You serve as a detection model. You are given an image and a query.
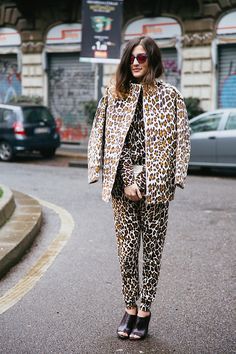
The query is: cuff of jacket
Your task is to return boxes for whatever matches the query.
[175,176,185,189]
[176,183,184,189]
[88,166,100,184]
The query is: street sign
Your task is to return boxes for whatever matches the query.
[80,0,123,63]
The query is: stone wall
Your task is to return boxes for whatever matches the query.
[181,46,213,111]
[21,53,44,98]
[103,64,117,89]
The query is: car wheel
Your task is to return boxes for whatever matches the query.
[40,148,56,158]
[0,141,14,161]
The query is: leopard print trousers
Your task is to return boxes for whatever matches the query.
[112,193,169,312]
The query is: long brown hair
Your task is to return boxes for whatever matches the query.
[115,36,164,98]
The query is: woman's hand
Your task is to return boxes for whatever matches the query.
[124,183,142,202]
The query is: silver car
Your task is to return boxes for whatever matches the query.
[189,109,236,168]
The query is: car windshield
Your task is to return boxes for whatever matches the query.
[225,112,236,130]
[22,107,54,124]
[190,113,223,133]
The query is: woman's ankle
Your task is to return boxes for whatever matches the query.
[126,306,137,315]
[137,309,151,317]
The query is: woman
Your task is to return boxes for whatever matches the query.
[88,36,190,340]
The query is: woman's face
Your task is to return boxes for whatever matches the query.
[130,44,149,82]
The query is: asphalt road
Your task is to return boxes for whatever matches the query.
[0,161,235,354]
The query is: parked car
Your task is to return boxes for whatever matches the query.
[189,108,236,168]
[0,103,60,161]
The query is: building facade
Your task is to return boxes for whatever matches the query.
[0,0,235,143]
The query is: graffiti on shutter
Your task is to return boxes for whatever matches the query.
[0,55,21,103]
[218,45,236,108]
[48,53,96,143]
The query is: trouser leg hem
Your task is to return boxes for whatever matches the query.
[125,302,137,309]
[140,302,151,312]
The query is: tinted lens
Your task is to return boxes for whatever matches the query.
[130,54,147,64]
[137,54,147,64]
[130,55,135,64]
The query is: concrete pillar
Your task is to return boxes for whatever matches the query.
[181,45,213,111]
[21,53,44,100]
[103,64,117,89]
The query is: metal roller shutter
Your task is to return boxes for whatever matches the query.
[0,54,21,103]
[48,53,96,143]
[218,44,236,108]
[161,48,180,89]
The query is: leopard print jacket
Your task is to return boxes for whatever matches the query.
[88,80,191,204]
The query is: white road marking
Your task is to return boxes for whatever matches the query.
[0,198,75,315]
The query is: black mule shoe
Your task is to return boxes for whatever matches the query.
[129,312,151,340]
[117,311,137,339]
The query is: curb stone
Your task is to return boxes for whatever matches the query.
[0,190,42,279]
[55,146,88,168]
[0,184,16,228]
[68,160,88,168]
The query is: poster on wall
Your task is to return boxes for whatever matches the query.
[80,0,123,63]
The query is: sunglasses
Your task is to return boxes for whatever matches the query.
[130,53,148,65]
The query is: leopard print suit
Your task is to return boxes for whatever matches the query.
[88,80,190,312]
[111,89,170,311]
